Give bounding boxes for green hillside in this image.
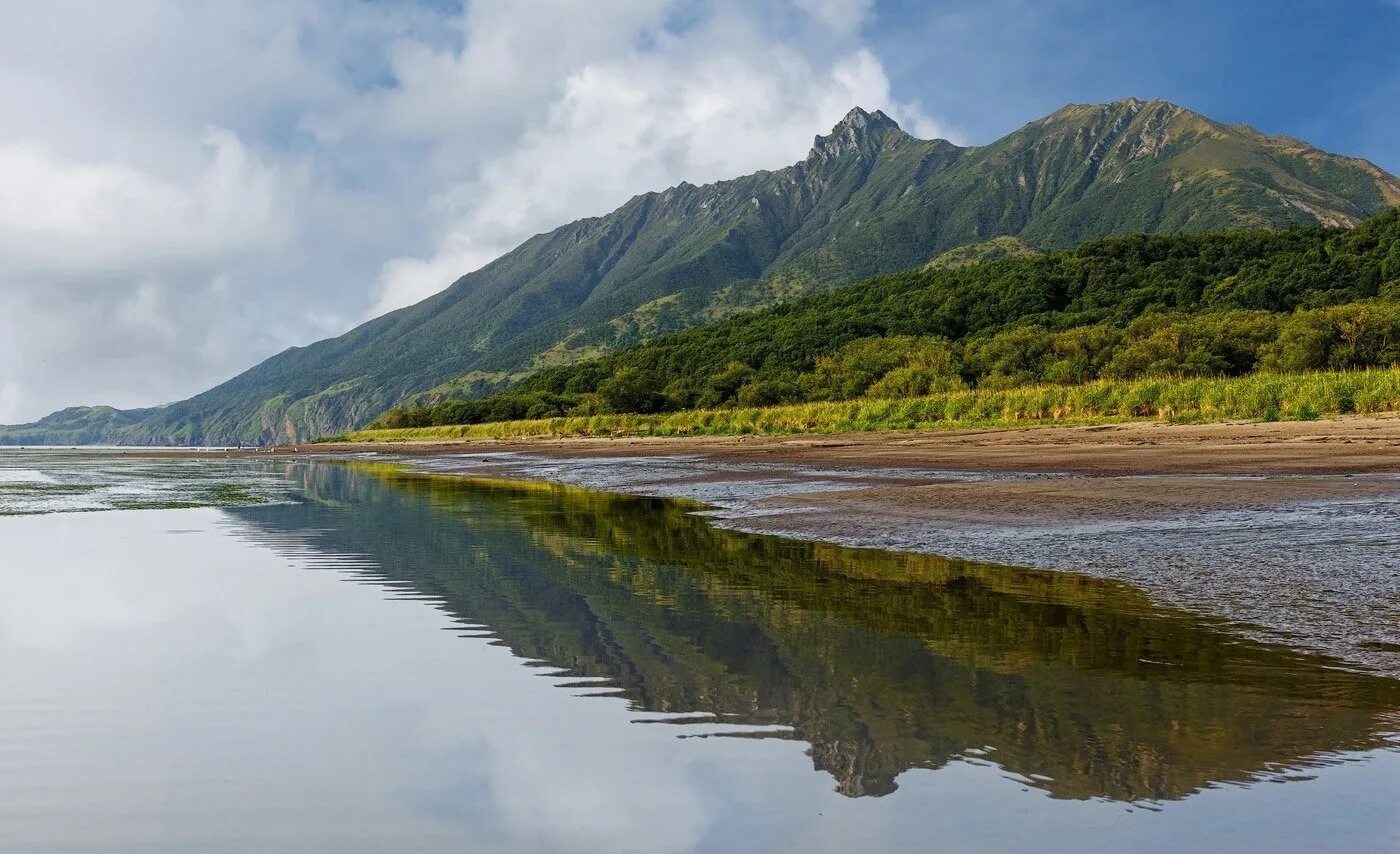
[372,208,1400,429]
[924,236,1040,270]
[0,406,161,446]
[5,98,1398,445]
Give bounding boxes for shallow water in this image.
[1,452,1398,851]
[406,451,1400,674]
[0,449,292,515]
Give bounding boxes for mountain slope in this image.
[5,98,1398,445]
[373,207,1400,427]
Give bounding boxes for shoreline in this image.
[303,415,1400,674]
[13,416,1400,521]
[308,416,1400,525]
[12,413,1399,478]
[302,413,1400,476]
[7,415,1400,671]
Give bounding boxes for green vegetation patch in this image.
[343,367,1400,442]
[371,208,1400,431]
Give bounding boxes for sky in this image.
[1,0,1397,423]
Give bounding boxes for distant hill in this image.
[5,97,1398,445]
[0,406,161,446]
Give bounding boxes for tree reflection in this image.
[228,462,1400,802]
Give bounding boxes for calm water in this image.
[1,452,1398,852]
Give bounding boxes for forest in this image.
[372,207,1400,430]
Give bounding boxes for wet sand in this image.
[760,474,1400,528]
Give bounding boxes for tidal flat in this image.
[362,419,1400,675]
[1,448,1397,852]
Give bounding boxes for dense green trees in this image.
[375,208,1400,428]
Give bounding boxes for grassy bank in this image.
[332,368,1400,443]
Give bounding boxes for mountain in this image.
[6,98,1398,445]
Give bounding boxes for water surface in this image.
[1,452,1397,851]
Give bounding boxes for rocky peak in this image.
[1030,98,1195,172]
[807,106,907,161]
[1044,97,1185,127]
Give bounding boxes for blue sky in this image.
[0,0,1396,422]
[870,0,1400,170]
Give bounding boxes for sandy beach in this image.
[298,414,1400,472]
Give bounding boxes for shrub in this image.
[597,368,666,414]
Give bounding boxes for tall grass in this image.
[333,367,1400,443]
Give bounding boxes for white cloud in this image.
[0,0,949,422]
[0,129,289,276]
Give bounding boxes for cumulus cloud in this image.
[0,0,947,423]
[0,130,289,277]
[0,127,304,421]
[0,1,384,422]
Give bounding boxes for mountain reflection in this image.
[227,461,1400,802]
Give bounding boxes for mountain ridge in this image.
[4,97,1397,445]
